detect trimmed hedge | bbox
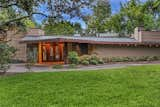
[102,56,160,63]
[80,55,160,65]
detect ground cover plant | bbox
[0,65,160,107]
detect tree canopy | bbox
[1,0,160,37]
[105,0,160,36]
[0,0,95,30]
[43,22,77,35]
[87,0,111,34]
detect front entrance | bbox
[38,42,64,64]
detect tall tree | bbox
[0,0,95,34]
[43,21,75,35]
[43,21,82,35]
[87,0,111,34]
[107,0,158,36]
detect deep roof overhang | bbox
[20,36,160,47]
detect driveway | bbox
[6,61,160,73]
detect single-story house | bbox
[8,27,160,64]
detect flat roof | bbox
[21,35,139,44]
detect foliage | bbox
[43,22,75,35]
[107,0,160,35]
[23,19,36,28]
[98,59,104,64]
[0,8,37,40]
[89,59,98,65]
[52,65,63,69]
[81,60,90,66]
[0,43,16,73]
[68,64,77,69]
[79,55,91,62]
[90,55,101,62]
[68,51,79,64]
[87,0,111,33]
[102,56,160,63]
[0,0,95,33]
[80,55,104,65]
[73,23,82,34]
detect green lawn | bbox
[0,65,160,107]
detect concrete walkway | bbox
[6,61,160,73]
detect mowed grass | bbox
[0,65,160,107]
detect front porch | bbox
[27,42,66,64]
[27,41,92,65]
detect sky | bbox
[36,0,146,29]
[110,0,146,14]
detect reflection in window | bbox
[50,47,53,57]
[55,46,59,60]
[43,46,47,61]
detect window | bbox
[79,43,88,55]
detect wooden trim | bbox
[39,61,64,65]
[38,42,42,64]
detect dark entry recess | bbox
[79,43,88,55]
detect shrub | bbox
[102,56,160,63]
[138,56,148,61]
[111,57,121,62]
[68,64,77,69]
[79,55,90,62]
[98,59,104,64]
[68,51,79,64]
[0,43,16,73]
[90,55,100,61]
[151,56,159,61]
[52,65,63,69]
[90,60,98,65]
[81,60,89,65]
[80,55,104,65]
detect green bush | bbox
[68,51,79,64]
[52,65,63,69]
[111,57,121,62]
[90,55,100,61]
[79,55,90,62]
[90,60,98,65]
[81,60,90,65]
[80,55,104,65]
[68,64,77,69]
[98,59,104,64]
[0,43,16,73]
